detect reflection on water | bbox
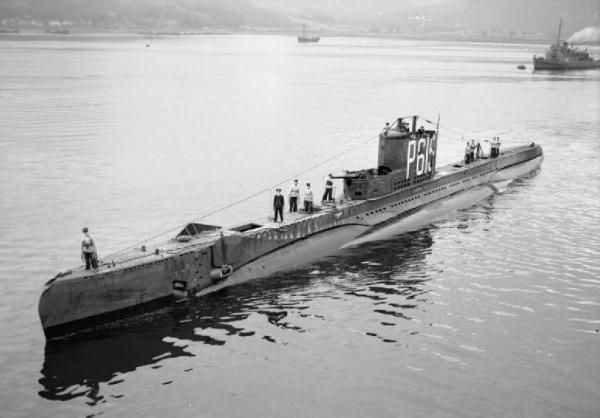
[39,228,434,403]
[1,35,598,417]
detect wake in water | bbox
[343,171,536,248]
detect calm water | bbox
[1,34,599,418]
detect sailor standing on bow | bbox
[81,227,98,271]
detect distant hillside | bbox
[2,0,599,40]
[249,0,600,39]
[0,0,290,30]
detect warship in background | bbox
[533,19,600,70]
[297,24,319,43]
[38,115,543,339]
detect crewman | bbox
[465,141,471,164]
[273,188,284,222]
[470,140,476,162]
[322,175,334,203]
[417,125,425,137]
[81,227,98,271]
[491,136,501,158]
[303,183,314,213]
[288,179,299,212]
[383,122,390,135]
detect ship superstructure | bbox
[533,19,600,70]
[38,116,543,339]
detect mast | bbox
[556,18,562,45]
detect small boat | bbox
[533,19,600,70]
[517,64,526,70]
[297,24,319,43]
[45,27,70,35]
[38,115,543,339]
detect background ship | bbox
[45,26,70,34]
[533,19,600,70]
[297,24,319,43]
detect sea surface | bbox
[0,34,599,418]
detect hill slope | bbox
[0,0,289,29]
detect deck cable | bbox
[101,131,380,260]
[102,116,441,260]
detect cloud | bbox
[568,26,600,43]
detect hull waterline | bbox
[39,117,543,339]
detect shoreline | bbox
[3,29,599,46]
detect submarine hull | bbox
[39,140,543,339]
[533,58,600,70]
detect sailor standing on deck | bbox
[491,137,501,158]
[465,141,471,164]
[81,227,98,271]
[470,140,476,162]
[304,183,314,213]
[273,188,284,223]
[288,179,299,212]
[322,175,334,203]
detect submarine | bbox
[38,115,543,339]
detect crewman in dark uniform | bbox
[322,175,334,203]
[470,140,476,162]
[273,188,284,222]
[465,141,471,164]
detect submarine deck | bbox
[56,145,532,283]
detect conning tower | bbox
[339,116,438,200]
